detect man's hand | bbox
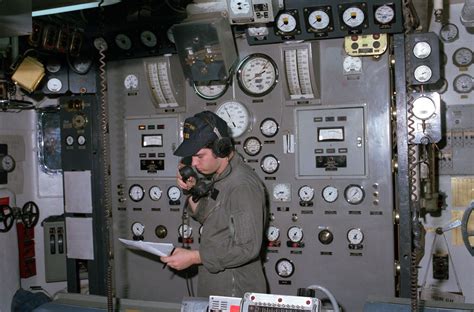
[160,248,201,270]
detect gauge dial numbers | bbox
[275,258,295,278]
[412,41,432,59]
[243,137,262,156]
[149,186,163,201]
[347,228,364,245]
[237,54,278,97]
[322,185,338,203]
[344,185,365,205]
[46,78,63,92]
[266,225,280,242]
[275,11,299,35]
[413,65,432,83]
[439,23,459,43]
[215,101,251,138]
[124,74,139,90]
[305,8,333,32]
[287,226,304,243]
[272,183,291,202]
[260,154,280,174]
[298,185,314,203]
[129,184,145,202]
[193,81,228,100]
[374,4,395,25]
[340,5,366,29]
[453,74,473,93]
[260,118,279,137]
[131,221,145,237]
[452,47,473,67]
[167,186,182,202]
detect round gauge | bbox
[412,96,436,120]
[308,10,331,31]
[243,137,262,156]
[439,23,459,43]
[140,30,157,48]
[275,258,294,278]
[260,154,279,174]
[131,222,145,236]
[287,226,303,243]
[267,225,280,242]
[229,0,251,14]
[46,59,61,73]
[77,135,86,146]
[298,185,314,202]
[71,56,92,74]
[237,53,278,97]
[374,4,395,24]
[129,184,145,202]
[178,224,193,239]
[276,13,297,34]
[343,55,362,73]
[0,154,15,172]
[115,33,132,50]
[322,185,338,203]
[47,78,62,92]
[72,114,87,129]
[93,37,108,51]
[273,183,291,202]
[167,186,182,201]
[413,41,431,59]
[149,186,162,201]
[347,228,364,245]
[155,225,168,239]
[260,118,279,137]
[124,74,138,90]
[65,135,74,146]
[193,82,228,100]
[413,65,432,83]
[453,74,473,93]
[453,47,473,67]
[342,7,365,28]
[215,101,251,138]
[344,185,365,205]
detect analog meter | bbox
[344,185,365,205]
[439,23,459,43]
[229,0,251,14]
[131,222,145,237]
[374,5,395,24]
[342,6,365,28]
[178,224,193,239]
[237,53,278,97]
[322,186,338,203]
[193,82,228,100]
[347,228,364,245]
[413,65,432,83]
[260,118,279,137]
[115,33,132,50]
[46,78,62,92]
[129,184,145,202]
[413,41,431,59]
[307,9,331,31]
[149,186,163,201]
[261,154,279,174]
[243,137,262,156]
[71,56,92,74]
[453,74,473,93]
[287,226,303,243]
[343,56,362,73]
[77,135,86,146]
[167,186,181,201]
[275,258,294,278]
[140,30,157,48]
[298,185,314,202]
[124,74,139,90]
[215,101,251,138]
[267,226,280,242]
[0,154,15,172]
[453,47,473,67]
[272,183,291,202]
[412,96,436,120]
[276,12,297,34]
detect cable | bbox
[306,285,340,312]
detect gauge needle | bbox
[248,61,269,82]
[224,108,237,127]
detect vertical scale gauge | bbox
[146,59,178,108]
[284,50,301,96]
[157,61,177,104]
[284,47,314,99]
[296,48,313,97]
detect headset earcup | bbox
[213,137,232,158]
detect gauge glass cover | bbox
[287,226,303,242]
[343,56,362,73]
[275,258,294,277]
[453,74,473,93]
[47,78,62,92]
[439,23,459,43]
[0,155,15,172]
[347,228,364,244]
[215,101,251,138]
[260,118,279,137]
[413,41,431,59]
[267,226,280,242]
[149,186,162,201]
[413,65,432,83]
[276,13,297,33]
[374,5,395,24]
[322,185,338,203]
[308,10,330,30]
[298,185,314,202]
[178,224,192,239]
[230,0,250,14]
[412,97,436,120]
[243,137,262,156]
[344,185,365,205]
[273,183,291,202]
[131,222,145,236]
[261,154,279,174]
[167,186,181,201]
[453,47,473,67]
[129,184,145,202]
[193,82,228,100]
[342,7,365,28]
[237,54,278,97]
[124,74,138,90]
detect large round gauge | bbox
[347,228,364,245]
[344,185,365,205]
[342,6,365,28]
[453,74,473,93]
[193,82,228,100]
[276,12,297,34]
[374,5,395,24]
[124,74,138,90]
[167,186,182,201]
[131,222,145,237]
[140,30,157,48]
[287,226,303,243]
[215,101,251,138]
[260,118,279,137]
[273,183,291,202]
[453,47,473,67]
[439,23,459,43]
[129,184,145,202]
[298,185,314,202]
[413,65,432,83]
[260,154,279,174]
[229,0,251,14]
[267,225,280,242]
[275,258,294,278]
[149,186,162,201]
[46,78,62,92]
[115,33,132,50]
[243,137,262,156]
[322,185,338,203]
[413,41,431,59]
[412,96,436,120]
[237,53,278,97]
[307,10,331,31]
[178,224,193,239]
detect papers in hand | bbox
[119,238,174,257]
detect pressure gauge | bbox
[374,4,395,24]
[260,118,279,137]
[343,55,362,73]
[71,56,93,74]
[267,225,280,242]
[243,137,262,156]
[413,65,432,83]
[215,101,251,138]
[439,23,459,43]
[342,7,365,28]
[344,185,365,205]
[115,33,132,50]
[124,74,138,90]
[237,53,278,97]
[287,226,303,243]
[149,186,162,201]
[308,10,331,31]
[275,258,294,278]
[276,12,297,34]
[261,154,279,174]
[193,82,228,100]
[412,96,436,120]
[167,186,181,201]
[129,184,145,202]
[229,0,251,14]
[46,59,61,73]
[0,154,15,172]
[453,47,473,67]
[298,185,314,202]
[347,228,364,245]
[322,185,338,203]
[131,222,145,237]
[273,183,291,202]
[178,224,193,239]
[140,30,157,48]
[65,135,74,146]
[46,78,62,92]
[77,135,86,146]
[413,41,431,59]
[453,74,473,93]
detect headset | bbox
[198,112,233,158]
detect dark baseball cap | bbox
[174,111,230,157]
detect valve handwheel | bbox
[21,201,40,228]
[0,205,15,232]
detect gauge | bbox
[237,53,278,97]
[149,186,162,201]
[131,222,145,236]
[453,47,473,67]
[260,118,279,137]
[275,258,294,278]
[193,82,228,100]
[308,9,331,31]
[0,154,15,172]
[298,185,314,202]
[267,225,280,242]
[343,55,362,73]
[215,101,251,138]
[155,225,168,239]
[71,56,93,74]
[140,30,157,48]
[124,74,138,90]
[93,37,108,51]
[129,184,145,202]
[287,226,303,243]
[374,4,395,24]
[167,186,181,201]
[342,6,365,28]
[72,114,87,129]
[439,23,459,43]
[229,0,251,14]
[453,74,473,93]
[115,33,132,50]
[77,135,86,146]
[413,41,431,59]
[344,185,365,205]
[178,224,193,239]
[46,78,62,92]
[65,135,74,146]
[276,12,297,34]
[273,183,291,202]
[413,65,432,83]
[322,185,338,203]
[243,137,262,156]
[412,96,436,120]
[347,228,364,245]
[46,59,61,73]
[261,154,279,174]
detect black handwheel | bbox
[0,205,15,233]
[462,201,474,256]
[21,201,40,228]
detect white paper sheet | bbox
[118,238,174,257]
[66,217,94,260]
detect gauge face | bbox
[193,82,228,100]
[322,186,338,203]
[124,74,138,90]
[178,224,193,239]
[131,222,145,236]
[267,225,280,242]
[149,186,162,201]
[47,78,62,92]
[298,185,314,202]
[273,183,291,202]
[287,226,303,243]
[343,56,362,73]
[77,135,86,146]
[308,10,331,30]
[129,184,145,202]
[439,23,459,43]
[140,30,157,48]
[413,65,432,83]
[276,13,297,34]
[342,7,365,28]
[230,0,251,14]
[215,101,251,138]
[115,33,132,50]
[275,258,294,278]
[72,56,92,74]
[344,185,365,205]
[413,41,431,59]
[374,5,395,24]
[65,135,74,146]
[237,54,278,97]
[243,137,262,156]
[453,47,473,67]
[46,59,61,73]
[453,74,473,93]
[0,155,15,172]
[261,154,279,174]
[260,118,279,137]
[347,228,364,244]
[412,96,436,120]
[167,186,181,201]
